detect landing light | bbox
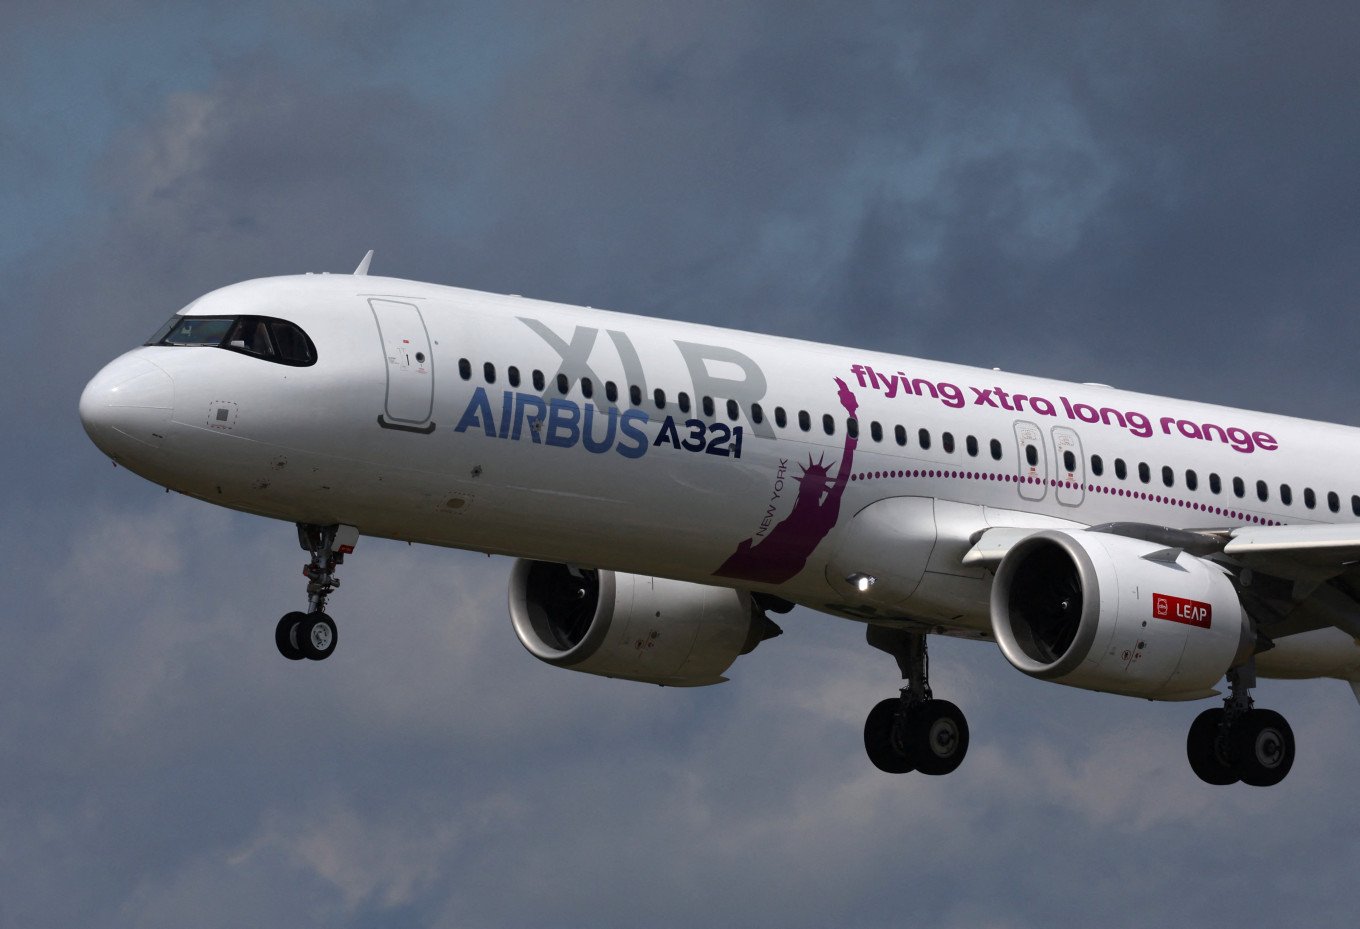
[847,572,876,593]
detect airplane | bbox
[79,252,1360,788]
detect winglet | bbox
[354,249,374,276]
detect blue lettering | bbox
[617,409,649,459]
[582,404,618,454]
[512,393,546,443]
[453,387,496,437]
[546,398,581,448]
[653,415,681,450]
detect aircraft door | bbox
[1051,426,1085,507]
[371,299,436,433]
[1013,420,1047,501]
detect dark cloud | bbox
[5,2,1360,927]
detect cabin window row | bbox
[457,358,1006,459]
[1088,454,1359,515]
[458,359,1354,515]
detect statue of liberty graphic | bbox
[714,377,858,584]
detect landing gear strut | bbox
[863,627,970,776]
[275,523,358,662]
[1186,662,1295,787]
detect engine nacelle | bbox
[991,530,1253,699]
[508,560,781,686]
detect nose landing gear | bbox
[276,523,357,661]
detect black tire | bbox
[1233,709,1294,787]
[904,699,969,776]
[864,698,913,773]
[1186,708,1239,785]
[298,612,338,661]
[275,611,306,661]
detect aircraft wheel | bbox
[275,611,306,661]
[1186,708,1239,785]
[905,699,969,776]
[1233,709,1294,787]
[298,612,338,661]
[864,698,913,773]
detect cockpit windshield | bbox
[145,315,317,366]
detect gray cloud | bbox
[5,2,1360,927]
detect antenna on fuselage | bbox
[354,250,374,276]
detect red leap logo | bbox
[1152,593,1212,629]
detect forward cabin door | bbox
[371,299,436,432]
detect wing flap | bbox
[1224,524,1360,578]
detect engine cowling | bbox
[990,530,1254,699]
[508,560,781,686]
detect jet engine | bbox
[508,560,782,686]
[990,530,1254,699]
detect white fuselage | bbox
[79,274,1360,681]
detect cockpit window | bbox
[146,314,316,366]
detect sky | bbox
[4,2,1360,926]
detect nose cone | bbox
[79,353,175,461]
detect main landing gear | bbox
[275,523,358,662]
[1186,662,1295,787]
[863,627,970,776]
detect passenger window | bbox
[579,376,592,398]
[1329,491,1340,513]
[775,407,788,429]
[846,418,858,439]
[1280,484,1292,506]
[920,429,933,451]
[871,421,883,442]
[1256,480,1269,502]
[1352,495,1360,517]
[703,396,715,417]
[966,435,978,457]
[629,384,642,405]
[1115,458,1127,480]
[942,432,955,454]
[1024,444,1037,466]
[534,370,546,391]
[727,399,739,421]
[509,366,521,388]
[990,438,1003,460]
[678,392,691,414]
[605,380,618,402]
[1138,463,1150,484]
[822,413,835,435]
[798,410,811,432]
[897,425,909,447]
[1304,487,1316,509]
[1162,465,1174,487]
[1186,470,1198,491]
[459,358,472,380]
[751,403,765,424]
[1210,473,1222,494]
[1091,455,1104,477]
[556,373,569,395]
[1233,477,1245,498]
[484,362,497,384]
[653,388,666,409]
[1063,450,1076,472]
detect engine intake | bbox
[509,560,781,686]
[991,530,1253,699]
